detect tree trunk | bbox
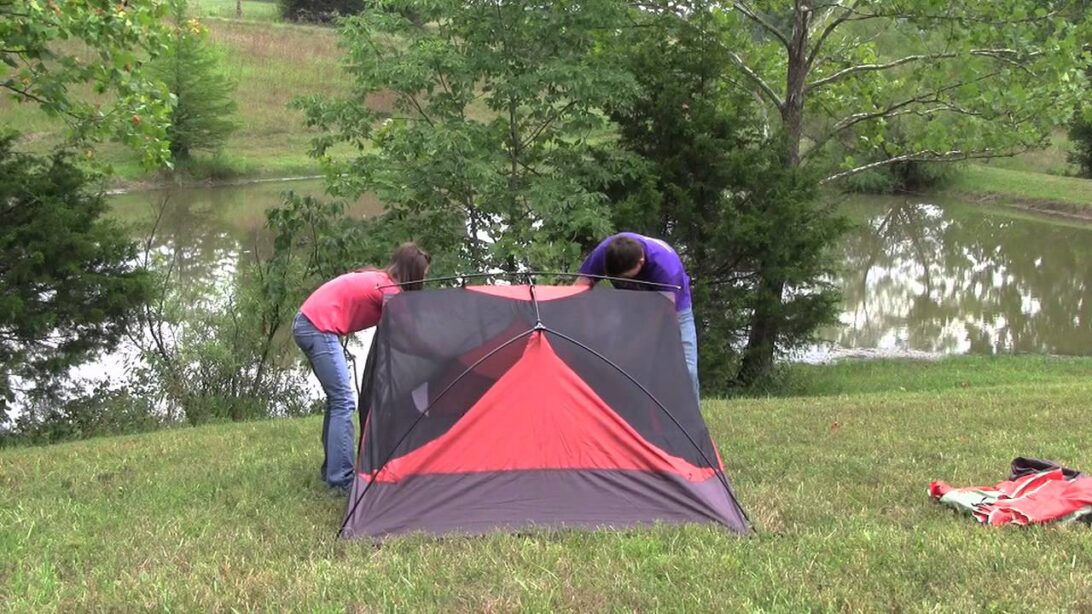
[738,277,785,385]
[738,0,810,385]
[236,0,242,18]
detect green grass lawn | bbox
[984,130,1078,177]
[945,164,1092,212]
[3,356,1092,610]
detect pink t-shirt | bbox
[299,270,400,335]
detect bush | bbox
[278,0,363,23]
[129,237,317,426]
[278,0,420,26]
[2,385,163,447]
[1069,112,1092,178]
[842,160,957,194]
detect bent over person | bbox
[292,243,430,492]
[575,233,699,399]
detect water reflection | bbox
[80,181,383,403]
[821,197,1092,357]
[15,185,1092,420]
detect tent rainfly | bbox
[340,283,749,540]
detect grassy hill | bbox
[4,356,1092,610]
[0,0,344,183]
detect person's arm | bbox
[575,238,609,286]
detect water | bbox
[10,185,1092,421]
[804,196,1092,361]
[111,187,1092,362]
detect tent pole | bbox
[540,327,750,527]
[338,328,538,537]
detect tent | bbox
[339,283,749,539]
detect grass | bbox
[195,0,282,22]
[0,7,346,184]
[985,131,1077,177]
[944,163,1092,213]
[3,356,1092,610]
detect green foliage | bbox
[0,0,172,166]
[148,0,239,161]
[841,161,958,194]
[296,0,638,274]
[4,383,163,446]
[128,220,315,426]
[0,135,149,423]
[1067,116,1092,177]
[603,5,846,391]
[1068,64,1092,177]
[712,0,1091,178]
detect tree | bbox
[148,0,238,162]
[1071,108,1092,177]
[295,0,638,275]
[602,4,846,389]
[0,135,149,421]
[642,0,1090,381]
[1,0,172,165]
[1069,63,1092,177]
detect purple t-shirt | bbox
[578,232,692,312]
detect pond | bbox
[111,184,1092,361]
[808,196,1092,361]
[16,182,1092,420]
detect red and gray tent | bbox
[339,283,749,539]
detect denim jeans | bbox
[292,312,355,490]
[677,308,700,400]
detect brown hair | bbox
[604,236,644,278]
[385,242,431,291]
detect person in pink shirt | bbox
[292,242,431,492]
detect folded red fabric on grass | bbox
[929,459,1092,526]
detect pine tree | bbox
[150,0,238,161]
[0,136,149,421]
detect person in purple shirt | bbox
[575,232,699,398]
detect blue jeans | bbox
[677,308,700,400]
[293,312,355,490]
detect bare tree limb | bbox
[727,51,784,109]
[820,147,1029,184]
[722,0,793,49]
[807,49,1032,92]
[806,0,864,68]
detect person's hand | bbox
[573,275,596,287]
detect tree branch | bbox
[726,51,784,110]
[722,0,792,49]
[806,0,864,68]
[807,49,1032,92]
[519,100,577,151]
[804,73,1000,156]
[820,148,1027,184]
